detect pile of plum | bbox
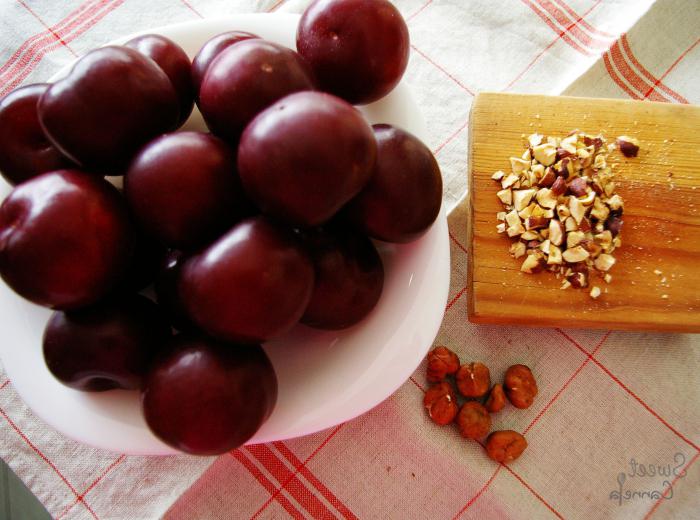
[0,0,442,455]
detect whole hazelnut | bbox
[423,382,458,426]
[504,364,538,409]
[456,362,491,398]
[485,430,528,463]
[485,383,506,413]
[426,346,460,383]
[457,402,491,440]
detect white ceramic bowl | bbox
[0,13,450,455]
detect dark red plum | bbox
[191,31,258,94]
[0,84,73,185]
[125,34,194,127]
[179,217,314,343]
[142,334,277,455]
[0,170,133,309]
[238,91,376,227]
[300,227,383,329]
[125,132,247,249]
[297,0,409,104]
[43,294,171,391]
[198,39,315,143]
[344,124,442,243]
[38,46,179,173]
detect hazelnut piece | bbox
[617,136,640,157]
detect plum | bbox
[43,293,171,391]
[0,169,133,309]
[297,0,409,104]
[179,217,314,343]
[198,39,315,143]
[38,46,179,173]
[191,31,258,94]
[142,333,277,455]
[0,84,73,185]
[344,124,442,243]
[238,91,376,227]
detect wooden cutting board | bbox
[467,92,700,333]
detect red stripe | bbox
[0,0,97,76]
[267,0,287,12]
[506,0,603,90]
[644,38,699,100]
[56,455,126,520]
[609,40,668,102]
[603,51,642,99]
[449,232,468,256]
[0,380,9,390]
[273,442,359,520]
[0,405,101,520]
[180,0,203,18]
[231,450,305,519]
[434,119,468,155]
[1,0,125,97]
[410,45,475,96]
[17,0,79,57]
[0,0,105,84]
[451,466,502,519]
[250,424,345,519]
[620,35,688,103]
[409,376,426,393]
[501,464,566,519]
[536,0,611,49]
[521,0,593,56]
[643,451,700,519]
[446,285,468,311]
[246,444,335,520]
[557,329,700,452]
[523,331,611,435]
[406,0,434,22]
[552,0,615,37]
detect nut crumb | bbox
[661,294,669,299]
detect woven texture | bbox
[1,1,698,519]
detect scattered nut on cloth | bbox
[0,1,698,519]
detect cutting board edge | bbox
[471,91,699,112]
[467,312,700,334]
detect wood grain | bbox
[467,92,700,332]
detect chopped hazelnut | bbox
[594,254,616,271]
[535,188,558,209]
[497,189,513,205]
[562,245,590,263]
[568,196,586,225]
[617,136,640,157]
[547,245,563,264]
[502,173,519,189]
[528,133,543,147]
[510,241,526,259]
[510,157,530,174]
[590,286,601,299]
[513,189,536,211]
[491,170,505,181]
[532,143,557,166]
[521,254,545,274]
[551,175,567,195]
[548,219,564,246]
